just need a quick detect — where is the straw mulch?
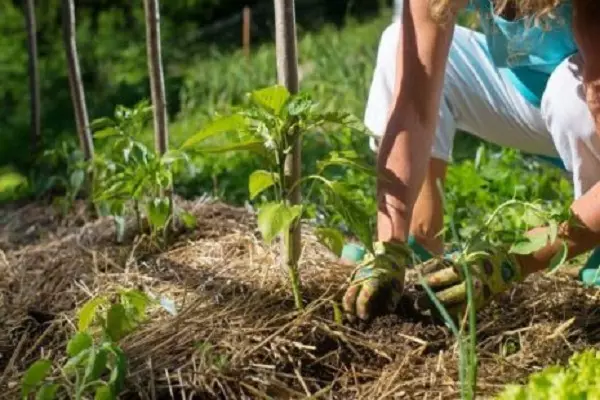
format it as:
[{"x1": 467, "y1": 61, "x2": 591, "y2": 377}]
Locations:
[{"x1": 1, "y1": 198, "x2": 600, "y2": 399}]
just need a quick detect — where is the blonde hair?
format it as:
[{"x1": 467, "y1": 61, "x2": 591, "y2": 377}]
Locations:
[{"x1": 429, "y1": 0, "x2": 563, "y2": 23}]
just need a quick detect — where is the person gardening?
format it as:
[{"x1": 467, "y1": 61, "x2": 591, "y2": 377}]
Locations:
[{"x1": 342, "y1": 0, "x2": 600, "y2": 321}]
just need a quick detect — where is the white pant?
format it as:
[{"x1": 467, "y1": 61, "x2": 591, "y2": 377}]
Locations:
[{"x1": 365, "y1": 22, "x2": 600, "y2": 199}]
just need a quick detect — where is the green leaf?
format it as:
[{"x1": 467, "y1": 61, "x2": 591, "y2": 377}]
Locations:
[
  {"x1": 106, "y1": 304, "x2": 132, "y2": 342},
  {"x1": 93, "y1": 127, "x2": 119, "y2": 139},
  {"x1": 509, "y1": 232, "x2": 549, "y2": 255},
  {"x1": 317, "y1": 152, "x2": 375, "y2": 176},
  {"x1": 248, "y1": 170, "x2": 276, "y2": 200},
  {"x1": 147, "y1": 198, "x2": 170, "y2": 231},
  {"x1": 69, "y1": 169, "x2": 85, "y2": 193},
  {"x1": 179, "y1": 211, "x2": 197, "y2": 229},
  {"x1": 548, "y1": 242, "x2": 568, "y2": 273},
  {"x1": 63, "y1": 348, "x2": 91, "y2": 374},
  {"x1": 22, "y1": 360, "x2": 52, "y2": 397},
  {"x1": 94, "y1": 385, "x2": 115, "y2": 400},
  {"x1": 194, "y1": 138, "x2": 266, "y2": 155},
  {"x1": 325, "y1": 181, "x2": 375, "y2": 252},
  {"x1": 84, "y1": 348, "x2": 109, "y2": 384},
  {"x1": 315, "y1": 227, "x2": 345, "y2": 257},
  {"x1": 90, "y1": 117, "x2": 116, "y2": 132},
  {"x1": 105, "y1": 344, "x2": 127, "y2": 394},
  {"x1": 66, "y1": 332, "x2": 93, "y2": 357},
  {"x1": 161, "y1": 149, "x2": 184, "y2": 165},
  {"x1": 251, "y1": 85, "x2": 290, "y2": 115},
  {"x1": 35, "y1": 383, "x2": 59, "y2": 400},
  {"x1": 309, "y1": 111, "x2": 363, "y2": 131},
  {"x1": 78, "y1": 297, "x2": 107, "y2": 332},
  {"x1": 120, "y1": 290, "x2": 151, "y2": 321},
  {"x1": 332, "y1": 302, "x2": 343, "y2": 325},
  {"x1": 181, "y1": 115, "x2": 246, "y2": 149},
  {"x1": 286, "y1": 93, "x2": 314, "y2": 117},
  {"x1": 256, "y1": 202, "x2": 303, "y2": 244}
]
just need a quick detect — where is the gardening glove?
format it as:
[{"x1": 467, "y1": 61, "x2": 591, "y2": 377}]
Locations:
[
  {"x1": 342, "y1": 240, "x2": 413, "y2": 321},
  {"x1": 414, "y1": 247, "x2": 524, "y2": 321}
]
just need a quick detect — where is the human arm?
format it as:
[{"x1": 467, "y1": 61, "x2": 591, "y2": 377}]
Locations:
[
  {"x1": 415, "y1": 3, "x2": 600, "y2": 319},
  {"x1": 517, "y1": 0, "x2": 600, "y2": 276},
  {"x1": 342, "y1": 0, "x2": 467, "y2": 320},
  {"x1": 376, "y1": 0, "x2": 463, "y2": 244}
]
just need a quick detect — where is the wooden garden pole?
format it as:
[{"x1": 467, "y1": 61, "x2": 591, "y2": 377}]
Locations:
[
  {"x1": 143, "y1": 0, "x2": 169, "y2": 156},
  {"x1": 274, "y1": 0, "x2": 302, "y2": 308},
  {"x1": 144, "y1": 0, "x2": 174, "y2": 233},
  {"x1": 62, "y1": 0, "x2": 94, "y2": 161},
  {"x1": 24, "y1": 0, "x2": 41, "y2": 152},
  {"x1": 243, "y1": 6, "x2": 251, "y2": 59}
]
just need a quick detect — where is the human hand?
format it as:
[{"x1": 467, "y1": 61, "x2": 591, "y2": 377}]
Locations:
[
  {"x1": 414, "y1": 248, "x2": 523, "y2": 320},
  {"x1": 342, "y1": 240, "x2": 412, "y2": 321}
]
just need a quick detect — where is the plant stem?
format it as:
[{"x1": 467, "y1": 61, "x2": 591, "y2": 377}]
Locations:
[
  {"x1": 285, "y1": 230, "x2": 303, "y2": 309},
  {"x1": 435, "y1": 179, "x2": 477, "y2": 399},
  {"x1": 134, "y1": 200, "x2": 143, "y2": 233}
]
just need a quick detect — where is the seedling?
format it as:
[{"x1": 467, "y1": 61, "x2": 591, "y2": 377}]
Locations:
[
  {"x1": 33, "y1": 140, "x2": 89, "y2": 216},
  {"x1": 183, "y1": 85, "x2": 372, "y2": 309},
  {"x1": 90, "y1": 101, "x2": 195, "y2": 243},
  {"x1": 20, "y1": 289, "x2": 155, "y2": 400}
]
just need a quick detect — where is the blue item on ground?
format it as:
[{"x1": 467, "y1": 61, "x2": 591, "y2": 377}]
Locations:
[{"x1": 579, "y1": 248, "x2": 600, "y2": 287}]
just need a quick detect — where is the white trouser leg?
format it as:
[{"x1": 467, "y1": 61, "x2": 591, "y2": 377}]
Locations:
[
  {"x1": 541, "y1": 55, "x2": 600, "y2": 199},
  {"x1": 364, "y1": 23, "x2": 558, "y2": 162}
]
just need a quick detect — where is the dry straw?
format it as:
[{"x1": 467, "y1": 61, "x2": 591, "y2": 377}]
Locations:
[{"x1": 1, "y1": 199, "x2": 598, "y2": 399}]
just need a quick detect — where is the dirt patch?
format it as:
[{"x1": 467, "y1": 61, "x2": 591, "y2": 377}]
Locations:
[{"x1": 1, "y1": 199, "x2": 599, "y2": 399}]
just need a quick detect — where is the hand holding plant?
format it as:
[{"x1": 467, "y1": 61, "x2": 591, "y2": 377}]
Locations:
[{"x1": 414, "y1": 247, "x2": 524, "y2": 321}]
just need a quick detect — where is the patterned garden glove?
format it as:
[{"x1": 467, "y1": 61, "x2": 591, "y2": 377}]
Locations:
[
  {"x1": 414, "y1": 247, "x2": 524, "y2": 320},
  {"x1": 342, "y1": 240, "x2": 413, "y2": 321}
]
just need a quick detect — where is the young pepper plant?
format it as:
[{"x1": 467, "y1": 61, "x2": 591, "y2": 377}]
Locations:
[
  {"x1": 20, "y1": 289, "x2": 147, "y2": 400},
  {"x1": 182, "y1": 85, "x2": 373, "y2": 309},
  {"x1": 21, "y1": 288, "x2": 177, "y2": 400},
  {"x1": 90, "y1": 101, "x2": 195, "y2": 243}
]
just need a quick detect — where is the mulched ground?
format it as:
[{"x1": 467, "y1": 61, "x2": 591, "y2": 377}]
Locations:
[{"x1": 1, "y1": 198, "x2": 600, "y2": 399}]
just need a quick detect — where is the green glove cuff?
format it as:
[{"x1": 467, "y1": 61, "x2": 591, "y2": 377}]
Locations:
[{"x1": 350, "y1": 240, "x2": 411, "y2": 284}]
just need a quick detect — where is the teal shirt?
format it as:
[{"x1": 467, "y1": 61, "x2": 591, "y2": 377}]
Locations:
[{"x1": 467, "y1": 0, "x2": 578, "y2": 107}]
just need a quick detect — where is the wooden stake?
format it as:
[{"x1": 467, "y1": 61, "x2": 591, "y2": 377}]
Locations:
[
  {"x1": 144, "y1": 0, "x2": 169, "y2": 156},
  {"x1": 243, "y1": 6, "x2": 251, "y2": 59},
  {"x1": 274, "y1": 0, "x2": 302, "y2": 304},
  {"x1": 62, "y1": 0, "x2": 94, "y2": 161},
  {"x1": 144, "y1": 0, "x2": 174, "y2": 235},
  {"x1": 24, "y1": 0, "x2": 41, "y2": 152}
]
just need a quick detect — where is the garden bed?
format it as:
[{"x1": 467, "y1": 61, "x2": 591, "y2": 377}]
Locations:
[{"x1": 1, "y1": 199, "x2": 599, "y2": 399}]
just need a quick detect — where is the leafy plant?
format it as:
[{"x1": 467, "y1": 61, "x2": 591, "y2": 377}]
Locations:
[
  {"x1": 90, "y1": 101, "x2": 196, "y2": 242},
  {"x1": 76, "y1": 289, "x2": 154, "y2": 341},
  {"x1": 183, "y1": 85, "x2": 373, "y2": 309},
  {"x1": 31, "y1": 140, "x2": 89, "y2": 215},
  {"x1": 20, "y1": 289, "x2": 157, "y2": 400},
  {"x1": 0, "y1": 167, "x2": 29, "y2": 202},
  {"x1": 497, "y1": 349, "x2": 600, "y2": 399}
]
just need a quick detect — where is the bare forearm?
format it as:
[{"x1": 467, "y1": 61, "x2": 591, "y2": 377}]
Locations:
[
  {"x1": 519, "y1": 182, "x2": 600, "y2": 276},
  {"x1": 375, "y1": 0, "x2": 455, "y2": 244},
  {"x1": 376, "y1": 111, "x2": 436, "y2": 242}
]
